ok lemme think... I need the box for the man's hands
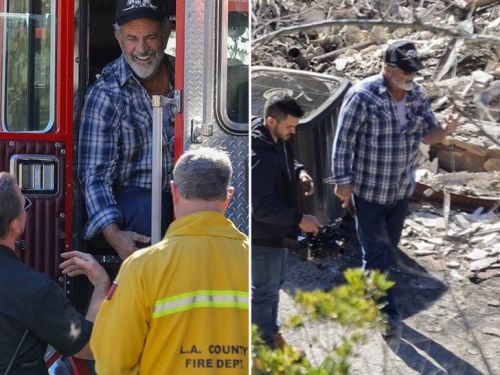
[299,214,320,235]
[423,107,460,145]
[335,184,353,209]
[60,251,110,289]
[60,251,112,360]
[103,223,150,260]
[299,170,314,197]
[298,170,318,233]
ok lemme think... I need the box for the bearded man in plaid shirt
[78,0,174,260]
[331,40,459,340]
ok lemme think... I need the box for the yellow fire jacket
[90,211,249,375]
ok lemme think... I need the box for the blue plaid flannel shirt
[331,73,438,205]
[78,54,175,239]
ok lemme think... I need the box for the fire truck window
[1,0,55,132]
[165,29,176,57]
[219,3,249,132]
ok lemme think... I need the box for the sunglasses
[24,195,32,212]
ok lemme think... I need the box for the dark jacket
[0,245,92,374]
[251,118,303,247]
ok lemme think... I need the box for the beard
[124,50,163,80]
[391,75,414,91]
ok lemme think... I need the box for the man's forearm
[423,111,458,145]
[423,127,449,145]
[103,223,127,258]
[103,222,120,242]
[86,283,111,322]
[74,282,110,359]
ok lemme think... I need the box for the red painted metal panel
[0,140,66,278]
[0,1,75,278]
[0,3,4,104]
[229,0,248,12]
[69,358,91,375]
[0,133,68,141]
[57,0,75,254]
[174,0,184,160]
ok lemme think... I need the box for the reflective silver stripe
[153,290,249,318]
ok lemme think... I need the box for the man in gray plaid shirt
[78,0,174,260]
[331,40,459,340]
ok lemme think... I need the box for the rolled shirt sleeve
[331,88,366,186]
[78,86,122,239]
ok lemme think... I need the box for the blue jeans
[116,186,173,238]
[352,195,409,318]
[251,245,288,347]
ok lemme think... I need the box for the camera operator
[251,93,320,351]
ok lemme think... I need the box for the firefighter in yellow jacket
[90,147,249,374]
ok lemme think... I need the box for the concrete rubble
[404,203,500,282]
[253,0,500,127]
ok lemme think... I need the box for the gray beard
[392,77,413,91]
[125,52,163,79]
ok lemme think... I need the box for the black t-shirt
[0,245,92,374]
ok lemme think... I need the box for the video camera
[284,217,345,261]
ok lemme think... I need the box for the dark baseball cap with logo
[384,40,424,73]
[115,0,166,26]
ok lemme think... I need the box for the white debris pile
[403,205,500,282]
[418,170,500,198]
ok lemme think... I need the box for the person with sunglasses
[0,172,110,374]
[331,40,459,341]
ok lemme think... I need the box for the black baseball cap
[384,40,424,73]
[115,0,166,26]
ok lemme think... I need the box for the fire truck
[0,0,249,372]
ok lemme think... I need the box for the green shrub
[252,268,393,375]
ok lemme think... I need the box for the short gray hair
[0,172,22,238]
[173,148,232,201]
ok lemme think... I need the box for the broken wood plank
[413,182,500,212]
[311,40,375,63]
